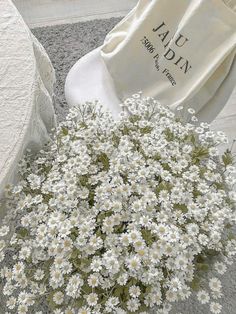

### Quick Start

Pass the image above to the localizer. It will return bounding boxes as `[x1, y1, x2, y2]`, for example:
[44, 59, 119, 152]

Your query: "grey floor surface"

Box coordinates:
[31, 19, 236, 314]
[32, 18, 121, 122]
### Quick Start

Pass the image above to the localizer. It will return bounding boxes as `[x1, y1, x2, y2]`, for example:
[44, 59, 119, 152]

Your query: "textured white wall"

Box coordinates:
[13, 0, 138, 28]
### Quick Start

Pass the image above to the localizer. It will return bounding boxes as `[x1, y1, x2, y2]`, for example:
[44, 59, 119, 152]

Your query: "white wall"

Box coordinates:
[13, 0, 137, 28]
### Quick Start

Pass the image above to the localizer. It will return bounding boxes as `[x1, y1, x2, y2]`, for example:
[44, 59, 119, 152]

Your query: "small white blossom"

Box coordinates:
[214, 262, 227, 275]
[209, 278, 222, 293]
[197, 290, 210, 304]
[129, 285, 141, 298]
[86, 293, 98, 306]
[0, 95, 234, 314]
[0, 226, 9, 237]
[53, 291, 64, 305]
[210, 302, 222, 314]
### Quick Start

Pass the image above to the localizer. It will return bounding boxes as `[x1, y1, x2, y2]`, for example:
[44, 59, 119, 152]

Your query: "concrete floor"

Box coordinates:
[13, 0, 138, 28]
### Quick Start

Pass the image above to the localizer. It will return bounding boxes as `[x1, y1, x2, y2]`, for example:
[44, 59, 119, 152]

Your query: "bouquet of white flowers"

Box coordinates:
[0, 94, 235, 314]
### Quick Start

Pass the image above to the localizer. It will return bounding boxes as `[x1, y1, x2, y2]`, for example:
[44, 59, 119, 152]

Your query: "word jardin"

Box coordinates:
[153, 21, 192, 74]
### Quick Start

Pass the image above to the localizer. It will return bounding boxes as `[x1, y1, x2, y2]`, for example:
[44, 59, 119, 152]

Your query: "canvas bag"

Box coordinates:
[101, 0, 236, 122]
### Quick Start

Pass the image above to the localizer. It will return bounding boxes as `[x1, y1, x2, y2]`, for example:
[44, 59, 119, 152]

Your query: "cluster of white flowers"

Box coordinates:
[0, 94, 235, 314]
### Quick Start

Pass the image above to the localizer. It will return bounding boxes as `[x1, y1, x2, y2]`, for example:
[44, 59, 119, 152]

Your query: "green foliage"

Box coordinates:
[47, 291, 59, 310]
[141, 229, 154, 245]
[61, 127, 69, 136]
[17, 227, 29, 238]
[153, 154, 161, 161]
[199, 166, 207, 177]
[164, 129, 174, 141]
[190, 134, 196, 145]
[122, 125, 130, 136]
[88, 190, 95, 206]
[196, 254, 205, 263]
[112, 134, 120, 147]
[71, 248, 80, 259]
[204, 249, 220, 257]
[74, 298, 85, 308]
[162, 163, 171, 171]
[43, 193, 53, 203]
[79, 175, 89, 186]
[213, 182, 226, 190]
[155, 182, 172, 194]
[192, 146, 209, 163]
[70, 227, 79, 241]
[175, 204, 188, 214]
[129, 115, 141, 124]
[196, 263, 209, 271]
[79, 122, 88, 129]
[139, 304, 149, 312]
[114, 286, 124, 297]
[140, 126, 153, 134]
[193, 189, 202, 198]
[82, 284, 92, 294]
[227, 232, 235, 240]
[190, 276, 200, 291]
[191, 251, 218, 291]
[222, 149, 234, 167]
[97, 153, 110, 171]
[42, 164, 53, 174]
[97, 211, 110, 223]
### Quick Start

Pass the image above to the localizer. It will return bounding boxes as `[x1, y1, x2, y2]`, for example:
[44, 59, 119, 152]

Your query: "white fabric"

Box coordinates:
[0, 0, 56, 200]
[101, 0, 236, 122]
[65, 47, 122, 117]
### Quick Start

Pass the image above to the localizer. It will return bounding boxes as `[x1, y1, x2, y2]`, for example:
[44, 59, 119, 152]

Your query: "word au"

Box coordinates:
[153, 21, 192, 74]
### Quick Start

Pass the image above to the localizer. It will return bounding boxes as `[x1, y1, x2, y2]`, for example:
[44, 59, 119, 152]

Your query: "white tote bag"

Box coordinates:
[101, 0, 236, 122]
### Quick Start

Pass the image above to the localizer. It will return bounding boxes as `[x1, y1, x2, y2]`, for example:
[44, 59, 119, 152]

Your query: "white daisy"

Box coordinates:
[197, 290, 210, 304]
[210, 302, 222, 314]
[53, 291, 64, 305]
